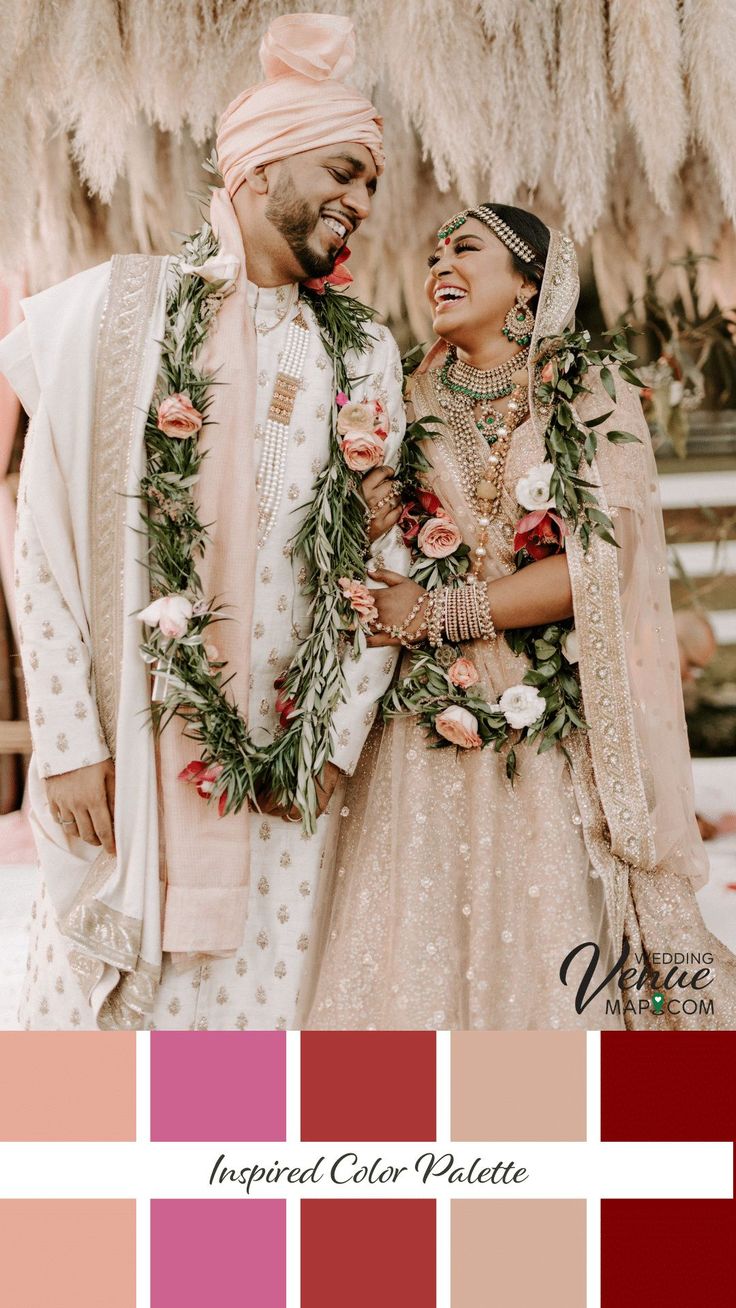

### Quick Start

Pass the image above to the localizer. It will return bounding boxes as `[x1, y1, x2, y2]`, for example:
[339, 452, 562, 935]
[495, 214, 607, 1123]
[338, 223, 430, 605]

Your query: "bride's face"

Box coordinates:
[424, 217, 532, 350]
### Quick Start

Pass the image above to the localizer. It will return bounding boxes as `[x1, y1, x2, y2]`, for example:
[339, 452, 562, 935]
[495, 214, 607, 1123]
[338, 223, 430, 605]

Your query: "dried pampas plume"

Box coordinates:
[0, 0, 735, 330]
[682, 0, 736, 223]
[610, 0, 686, 213]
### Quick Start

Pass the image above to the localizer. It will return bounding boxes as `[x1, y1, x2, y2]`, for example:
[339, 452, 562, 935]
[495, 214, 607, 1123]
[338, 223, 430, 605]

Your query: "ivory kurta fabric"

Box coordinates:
[11, 275, 408, 1031]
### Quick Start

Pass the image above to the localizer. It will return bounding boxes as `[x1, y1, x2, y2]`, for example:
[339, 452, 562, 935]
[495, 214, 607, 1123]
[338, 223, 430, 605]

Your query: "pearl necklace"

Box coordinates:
[256, 307, 310, 549]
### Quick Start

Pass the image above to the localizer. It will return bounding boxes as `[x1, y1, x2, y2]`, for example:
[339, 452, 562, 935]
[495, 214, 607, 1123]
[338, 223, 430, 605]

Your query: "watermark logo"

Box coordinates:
[559, 939, 715, 1019]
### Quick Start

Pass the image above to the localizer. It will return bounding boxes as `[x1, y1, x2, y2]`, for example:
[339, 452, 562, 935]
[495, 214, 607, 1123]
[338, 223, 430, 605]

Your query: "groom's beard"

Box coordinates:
[265, 172, 336, 279]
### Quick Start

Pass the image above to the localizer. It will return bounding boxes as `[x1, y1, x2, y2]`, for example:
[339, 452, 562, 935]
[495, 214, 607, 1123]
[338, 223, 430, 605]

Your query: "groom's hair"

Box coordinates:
[486, 204, 550, 307]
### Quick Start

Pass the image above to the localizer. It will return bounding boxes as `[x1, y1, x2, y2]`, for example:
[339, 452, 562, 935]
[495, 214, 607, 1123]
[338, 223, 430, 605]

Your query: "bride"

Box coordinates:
[300, 204, 736, 1031]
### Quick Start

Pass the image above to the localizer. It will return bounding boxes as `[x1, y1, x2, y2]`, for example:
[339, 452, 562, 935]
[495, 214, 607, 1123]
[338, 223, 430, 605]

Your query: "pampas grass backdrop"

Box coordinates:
[2, 0, 736, 340]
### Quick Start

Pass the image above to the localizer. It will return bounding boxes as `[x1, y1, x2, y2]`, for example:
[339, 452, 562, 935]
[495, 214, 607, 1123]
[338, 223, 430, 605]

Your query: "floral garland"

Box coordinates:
[382, 327, 642, 779]
[138, 222, 387, 833]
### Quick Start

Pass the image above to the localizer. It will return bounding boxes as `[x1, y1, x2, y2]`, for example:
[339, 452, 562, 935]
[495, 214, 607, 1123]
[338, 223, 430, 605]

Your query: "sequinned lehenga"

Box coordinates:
[300, 230, 736, 1031]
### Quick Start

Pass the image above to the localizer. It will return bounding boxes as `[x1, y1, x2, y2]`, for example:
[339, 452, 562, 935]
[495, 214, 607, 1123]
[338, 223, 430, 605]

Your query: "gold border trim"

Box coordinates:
[566, 475, 657, 872]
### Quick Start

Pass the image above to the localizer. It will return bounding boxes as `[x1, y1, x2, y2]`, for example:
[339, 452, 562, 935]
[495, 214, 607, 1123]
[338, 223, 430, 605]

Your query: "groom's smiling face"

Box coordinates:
[264, 142, 378, 279]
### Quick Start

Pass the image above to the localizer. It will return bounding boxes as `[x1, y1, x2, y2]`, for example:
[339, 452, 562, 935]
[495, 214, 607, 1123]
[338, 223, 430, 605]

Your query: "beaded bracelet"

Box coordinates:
[371, 590, 429, 647]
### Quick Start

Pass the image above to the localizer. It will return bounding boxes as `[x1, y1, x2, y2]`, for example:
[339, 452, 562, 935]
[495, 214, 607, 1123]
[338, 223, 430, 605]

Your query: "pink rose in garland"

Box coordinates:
[303, 247, 353, 295]
[435, 704, 482, 748]
[340, 433, 385, 471]
[338, 576, 378, 625]
[179, 760, 227, 815]
[418, 514, 463, 559]
[157, 392, 203, 438]
[336, 395, 388, 472]
[513, 509, 568, 560]
[447, 657, 479, 689]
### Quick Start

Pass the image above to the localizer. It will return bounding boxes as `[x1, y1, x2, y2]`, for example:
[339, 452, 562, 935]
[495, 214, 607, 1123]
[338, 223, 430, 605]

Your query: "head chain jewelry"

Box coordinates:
[437, 204, 536, 264]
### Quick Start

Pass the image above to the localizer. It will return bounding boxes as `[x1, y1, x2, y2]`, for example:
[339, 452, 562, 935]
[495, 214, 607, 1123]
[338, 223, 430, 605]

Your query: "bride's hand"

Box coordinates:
[361, 465, 402, 543]
[366, 568, 427, 646]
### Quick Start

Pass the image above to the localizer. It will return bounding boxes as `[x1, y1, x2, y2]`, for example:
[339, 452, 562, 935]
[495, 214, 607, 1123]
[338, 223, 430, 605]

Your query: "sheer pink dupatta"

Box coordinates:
[159, 189, 258, 961]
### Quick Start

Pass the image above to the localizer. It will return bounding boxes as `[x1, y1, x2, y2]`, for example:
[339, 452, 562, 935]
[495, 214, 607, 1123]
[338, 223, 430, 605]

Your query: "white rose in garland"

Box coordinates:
[515, 462, 555, 511]
[178, 253, 240, 287]
[563, 629, 580, 664]
[139, 594, 193, 640]
[499, 684, 546, 730]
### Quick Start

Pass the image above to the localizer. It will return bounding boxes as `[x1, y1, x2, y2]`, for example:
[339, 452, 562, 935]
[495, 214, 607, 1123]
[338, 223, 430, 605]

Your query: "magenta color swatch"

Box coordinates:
[150, 1032, 285, 1141]
[151, 1200, 285, 1308]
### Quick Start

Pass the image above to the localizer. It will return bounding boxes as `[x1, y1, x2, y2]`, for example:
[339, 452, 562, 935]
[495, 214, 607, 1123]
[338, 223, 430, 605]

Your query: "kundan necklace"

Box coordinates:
[436, 345, 530, 573]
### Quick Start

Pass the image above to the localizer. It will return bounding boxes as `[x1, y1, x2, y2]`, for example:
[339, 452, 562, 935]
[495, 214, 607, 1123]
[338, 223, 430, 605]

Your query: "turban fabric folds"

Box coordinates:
[216, 12, 384, 199]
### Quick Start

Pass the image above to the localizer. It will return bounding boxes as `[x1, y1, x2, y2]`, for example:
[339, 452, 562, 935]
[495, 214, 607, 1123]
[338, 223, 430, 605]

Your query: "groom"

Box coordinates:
[0, 12, 407, 1030]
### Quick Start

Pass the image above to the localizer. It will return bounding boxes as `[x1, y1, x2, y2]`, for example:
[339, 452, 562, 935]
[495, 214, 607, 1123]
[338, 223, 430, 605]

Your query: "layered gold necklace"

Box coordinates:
[437, 345, 529, 570]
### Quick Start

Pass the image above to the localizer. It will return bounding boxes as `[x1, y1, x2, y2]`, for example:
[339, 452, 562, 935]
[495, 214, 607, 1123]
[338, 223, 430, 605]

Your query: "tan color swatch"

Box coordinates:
[451, 1031, 586, 1141]
[0, 1201, 135, 1308]
[0, 1032, 136, 1140]
[452, 1199, 586, 1307]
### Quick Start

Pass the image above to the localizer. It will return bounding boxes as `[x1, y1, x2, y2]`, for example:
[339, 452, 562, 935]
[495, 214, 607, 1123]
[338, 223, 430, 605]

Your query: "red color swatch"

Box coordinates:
[601, 1032, 736, 1141]
[602, 1200, 735, 1307]
[301, 1200, 435, 1308]
[300, 1032, 436, 1141]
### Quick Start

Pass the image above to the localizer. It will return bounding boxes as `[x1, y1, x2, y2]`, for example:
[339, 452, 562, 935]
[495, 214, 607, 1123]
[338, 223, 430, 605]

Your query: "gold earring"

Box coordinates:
[503, 292, 535, 346]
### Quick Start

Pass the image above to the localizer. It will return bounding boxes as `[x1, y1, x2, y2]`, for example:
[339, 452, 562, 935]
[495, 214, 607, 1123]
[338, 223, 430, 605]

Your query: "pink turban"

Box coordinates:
[216, 12, 384, 198]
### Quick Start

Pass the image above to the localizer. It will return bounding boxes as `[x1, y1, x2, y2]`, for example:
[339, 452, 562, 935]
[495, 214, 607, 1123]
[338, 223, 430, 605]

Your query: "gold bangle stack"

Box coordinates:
[426, 586, 447, 647]
[444, 578, 497, 643]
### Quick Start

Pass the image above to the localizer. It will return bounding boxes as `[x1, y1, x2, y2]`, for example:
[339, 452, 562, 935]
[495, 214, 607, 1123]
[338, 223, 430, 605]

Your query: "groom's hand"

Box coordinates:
[46, 759, 116, 856]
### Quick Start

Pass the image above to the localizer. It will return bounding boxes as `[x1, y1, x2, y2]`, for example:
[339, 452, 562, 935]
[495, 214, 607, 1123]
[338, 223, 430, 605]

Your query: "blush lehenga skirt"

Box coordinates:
[299, 630, 625, 1032]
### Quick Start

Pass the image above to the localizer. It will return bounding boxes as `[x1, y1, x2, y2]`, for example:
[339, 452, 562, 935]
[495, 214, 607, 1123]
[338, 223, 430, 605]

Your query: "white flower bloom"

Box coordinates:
[563, 629, 580, 664]
[139, 594, 193, 639]
[515, 462, 555, 511]
[499, 683, 546, 730]
[669, 379, 684, 406]
[178, 254, 240, 288]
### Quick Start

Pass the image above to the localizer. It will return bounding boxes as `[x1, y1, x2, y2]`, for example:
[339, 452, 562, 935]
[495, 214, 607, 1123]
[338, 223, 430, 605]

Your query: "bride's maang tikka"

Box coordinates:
[437, 204, 536, 264]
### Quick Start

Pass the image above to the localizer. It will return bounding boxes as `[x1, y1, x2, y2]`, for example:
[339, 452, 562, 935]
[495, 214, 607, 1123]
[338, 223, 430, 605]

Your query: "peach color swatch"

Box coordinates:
[0, 1200, 135, 1308]
[452, 1199, 586, 1307]
[0, 1032, 136, 1140]
[451, 1031, 586, 1140]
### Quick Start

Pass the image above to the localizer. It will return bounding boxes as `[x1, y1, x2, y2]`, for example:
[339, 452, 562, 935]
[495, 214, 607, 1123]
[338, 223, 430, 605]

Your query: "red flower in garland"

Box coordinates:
[416, 488, 443, 516]
[302, 247, 353, 295]
[513, 509, 569, 560]
[274, 676, 298, 728]
[178, 760, 227, 814]
[398, 499, 422, 543]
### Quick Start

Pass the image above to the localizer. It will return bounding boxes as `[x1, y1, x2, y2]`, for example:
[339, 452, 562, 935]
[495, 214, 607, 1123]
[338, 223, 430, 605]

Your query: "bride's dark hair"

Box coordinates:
[482, 203, 550, 308]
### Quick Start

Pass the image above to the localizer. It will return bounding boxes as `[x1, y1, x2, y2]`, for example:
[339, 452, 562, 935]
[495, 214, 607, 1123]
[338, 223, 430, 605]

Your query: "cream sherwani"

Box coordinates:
[5, 264, 407, 1030]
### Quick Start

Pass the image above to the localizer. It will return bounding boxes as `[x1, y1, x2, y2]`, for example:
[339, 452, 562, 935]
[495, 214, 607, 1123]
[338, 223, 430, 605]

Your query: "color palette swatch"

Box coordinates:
[0, 1031, 136, 1140]
[151, 1199, 285, 1308]
[0, 1200, 135, 1308]
[150, 1031, 285, 1141]
[451, 1030, 586, 1140]
[452, 1199, 586, 1308]
[301, 1031, 436, 1140]
[302, 1199, 435, 1308]
[0, 1029, 733, 1306]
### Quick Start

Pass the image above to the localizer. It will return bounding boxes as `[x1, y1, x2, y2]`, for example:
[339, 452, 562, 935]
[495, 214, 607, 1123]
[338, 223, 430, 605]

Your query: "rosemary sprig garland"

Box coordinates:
[140, 224, 389, 834]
